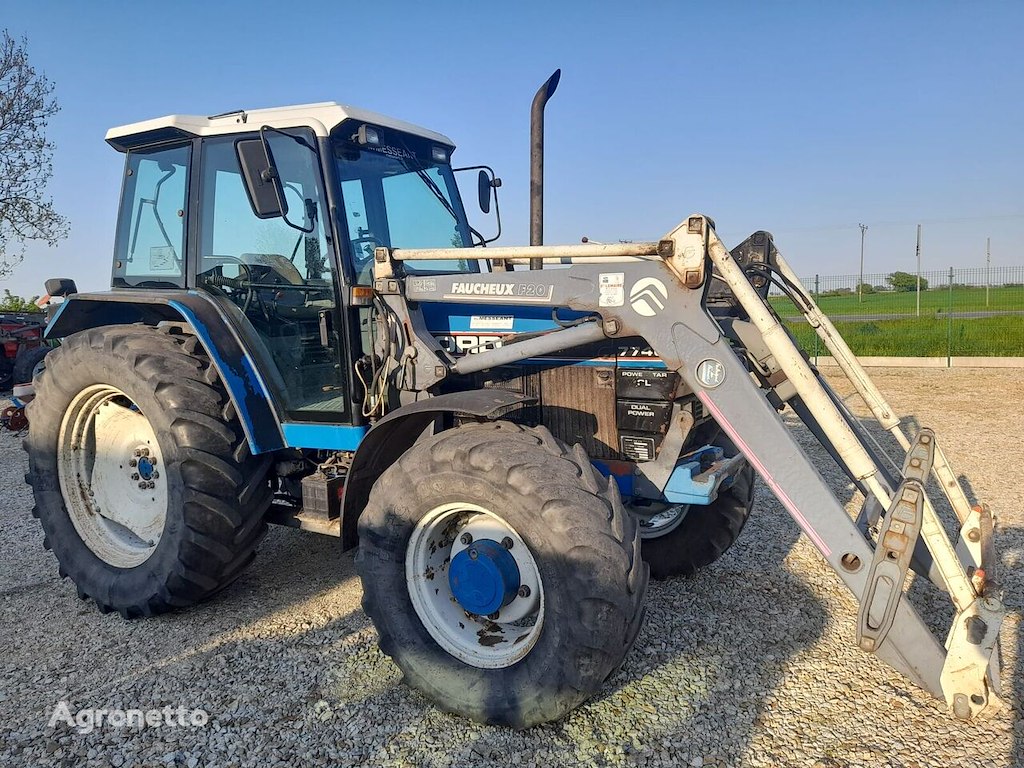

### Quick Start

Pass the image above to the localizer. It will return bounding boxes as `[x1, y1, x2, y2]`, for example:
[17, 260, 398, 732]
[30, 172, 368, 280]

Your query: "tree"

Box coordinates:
[0, 31, 68, 277]
[0, 288, 41, 312]
[887, 271, 928, 292]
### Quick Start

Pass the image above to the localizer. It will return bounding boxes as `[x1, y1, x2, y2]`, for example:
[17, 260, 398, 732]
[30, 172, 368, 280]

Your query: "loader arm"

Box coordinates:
[371, 214, 1004, 720]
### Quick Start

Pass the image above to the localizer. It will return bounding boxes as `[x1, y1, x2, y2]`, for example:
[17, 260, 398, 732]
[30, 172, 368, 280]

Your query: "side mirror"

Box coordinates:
[477, 169, 492, 214]
[44, 278, 77, 298]
[237, 138, 287, 219]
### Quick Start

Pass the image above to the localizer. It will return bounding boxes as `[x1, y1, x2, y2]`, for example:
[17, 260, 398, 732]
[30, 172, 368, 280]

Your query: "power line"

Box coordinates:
[718, 211, 1024, 239]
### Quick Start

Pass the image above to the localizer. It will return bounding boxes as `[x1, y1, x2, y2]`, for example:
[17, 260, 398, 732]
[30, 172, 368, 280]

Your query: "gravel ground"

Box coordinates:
[0, 368, 1020, 767]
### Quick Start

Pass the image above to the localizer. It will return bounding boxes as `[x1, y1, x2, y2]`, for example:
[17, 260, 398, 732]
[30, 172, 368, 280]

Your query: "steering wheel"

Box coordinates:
[351, 232, 384, 284]
[203, 255, 257, 314]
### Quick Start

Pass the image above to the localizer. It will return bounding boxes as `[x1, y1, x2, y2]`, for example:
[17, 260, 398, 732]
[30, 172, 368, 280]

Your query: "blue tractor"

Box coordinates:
[25, 74, 1003, 726]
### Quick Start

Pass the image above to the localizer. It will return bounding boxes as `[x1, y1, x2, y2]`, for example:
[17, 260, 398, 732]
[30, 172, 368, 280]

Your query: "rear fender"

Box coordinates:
[339, 390, 534, 550]
[45, 291, 285, 454]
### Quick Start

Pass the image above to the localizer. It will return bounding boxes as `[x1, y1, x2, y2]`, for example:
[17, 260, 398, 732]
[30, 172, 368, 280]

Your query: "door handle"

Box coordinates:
[318, 310, 332, 348]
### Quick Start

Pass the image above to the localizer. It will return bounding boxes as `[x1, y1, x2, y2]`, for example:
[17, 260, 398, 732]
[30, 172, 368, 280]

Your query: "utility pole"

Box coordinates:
[986, 237, 991, 307]
[916, 224, 922, 318]
[858, 223, 868, 302]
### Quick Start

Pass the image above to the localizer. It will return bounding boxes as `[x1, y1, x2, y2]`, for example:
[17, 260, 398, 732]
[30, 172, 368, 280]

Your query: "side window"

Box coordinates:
[112, 144, 190, 288]
[198, 137, 331, 285]
[197, 134, 351, 420]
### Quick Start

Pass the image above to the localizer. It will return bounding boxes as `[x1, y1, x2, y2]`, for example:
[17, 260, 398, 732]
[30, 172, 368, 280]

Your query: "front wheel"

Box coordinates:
[355, 421, 647, 728]
[633, 448, 755, 581]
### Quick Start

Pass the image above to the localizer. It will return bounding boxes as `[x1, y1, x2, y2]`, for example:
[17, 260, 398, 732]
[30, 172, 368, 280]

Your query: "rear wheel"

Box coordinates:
[356, 421, 647, 728]
[13, 345, 50, 385]
[25, 324, 272, 617]
[0, 356, 12, 390]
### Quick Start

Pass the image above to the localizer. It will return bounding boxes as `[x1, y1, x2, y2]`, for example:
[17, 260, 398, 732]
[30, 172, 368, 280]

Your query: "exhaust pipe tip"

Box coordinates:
[533, 69, 561, 107]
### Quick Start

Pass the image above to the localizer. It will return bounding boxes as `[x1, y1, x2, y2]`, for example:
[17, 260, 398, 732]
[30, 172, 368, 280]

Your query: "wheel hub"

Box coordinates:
[406, 503, 544, 668]
[448, 539, 521, 616]
[57, 385, 168, 568]
[136, 453, 156, 481]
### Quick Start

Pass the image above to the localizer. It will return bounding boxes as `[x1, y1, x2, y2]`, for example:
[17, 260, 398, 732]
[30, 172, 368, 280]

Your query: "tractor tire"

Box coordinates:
[13, 345, 50, 386]
[0, 356, 12, 390]
[634, 433, 756, 581]
[355, 421, 648, 728]
[25, 324, 272, 617]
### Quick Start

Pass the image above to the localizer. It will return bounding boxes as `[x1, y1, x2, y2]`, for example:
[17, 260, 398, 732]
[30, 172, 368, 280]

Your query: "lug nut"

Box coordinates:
[151, 471, 159, 479]
[140, 447, 150, 457]
[134, 449, 141, 457]
[487, 612, 500, 621]
[501, 537, 513, 550]
[138, 482, 147, 489]
[131, 473, 139, 481]
[518, 585, 531, 598]
[460, 532, 473, 545]
[129, 459, 137, 468]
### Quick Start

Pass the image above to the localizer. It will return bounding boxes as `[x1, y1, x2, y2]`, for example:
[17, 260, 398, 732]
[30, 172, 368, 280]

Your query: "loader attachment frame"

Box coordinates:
[371, 214, 1004, 720]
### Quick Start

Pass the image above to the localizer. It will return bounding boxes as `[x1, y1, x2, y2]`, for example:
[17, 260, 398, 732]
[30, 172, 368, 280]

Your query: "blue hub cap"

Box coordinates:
[448, 539, 521, 616]
[137, 457, 155, 481]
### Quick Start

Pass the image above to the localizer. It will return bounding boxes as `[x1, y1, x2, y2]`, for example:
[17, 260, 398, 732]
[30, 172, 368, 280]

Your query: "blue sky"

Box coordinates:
[3, 0, 1022, 297]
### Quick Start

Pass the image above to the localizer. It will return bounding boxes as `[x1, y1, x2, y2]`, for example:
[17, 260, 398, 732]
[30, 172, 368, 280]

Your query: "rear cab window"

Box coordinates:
[112, 143, 190, 288]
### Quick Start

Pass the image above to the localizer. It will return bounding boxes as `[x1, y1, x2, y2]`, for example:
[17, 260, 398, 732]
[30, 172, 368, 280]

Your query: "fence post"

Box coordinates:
[813, 274, 820, 363]
[947, 267, 954, 367]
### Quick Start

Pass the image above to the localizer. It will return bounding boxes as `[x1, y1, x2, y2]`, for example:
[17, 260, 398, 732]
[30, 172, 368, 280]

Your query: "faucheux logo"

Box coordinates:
[629, 277, 668, 316]
[451, 283, 516, 296]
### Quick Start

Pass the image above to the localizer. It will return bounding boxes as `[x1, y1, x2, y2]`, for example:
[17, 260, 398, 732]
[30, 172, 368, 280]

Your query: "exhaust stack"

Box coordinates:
[530, 69, 561, 269]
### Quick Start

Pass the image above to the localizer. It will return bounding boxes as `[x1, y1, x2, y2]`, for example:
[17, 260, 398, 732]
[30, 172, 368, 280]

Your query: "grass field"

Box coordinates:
[769, 284, 1024, 356]
[770, 285, 1024, 317]
[785, 315, 1024, 356]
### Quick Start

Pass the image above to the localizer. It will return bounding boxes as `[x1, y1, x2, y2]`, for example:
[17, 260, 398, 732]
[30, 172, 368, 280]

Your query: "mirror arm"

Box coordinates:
[453, 164, 503, 246]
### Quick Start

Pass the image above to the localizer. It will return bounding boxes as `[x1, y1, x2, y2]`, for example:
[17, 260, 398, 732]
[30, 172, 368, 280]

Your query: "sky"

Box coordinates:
[2, 0, 1023, 298]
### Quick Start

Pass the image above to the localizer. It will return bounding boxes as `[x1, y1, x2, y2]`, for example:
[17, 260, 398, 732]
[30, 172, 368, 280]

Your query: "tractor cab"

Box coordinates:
[103, 103, 491, 430]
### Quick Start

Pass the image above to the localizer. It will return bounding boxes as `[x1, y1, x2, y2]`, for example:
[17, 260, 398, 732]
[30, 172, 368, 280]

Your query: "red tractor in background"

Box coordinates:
[0, 311, 50, 391]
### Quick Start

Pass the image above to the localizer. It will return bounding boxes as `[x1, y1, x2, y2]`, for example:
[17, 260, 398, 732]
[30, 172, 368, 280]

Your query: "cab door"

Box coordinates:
[194, 132, 354, 425]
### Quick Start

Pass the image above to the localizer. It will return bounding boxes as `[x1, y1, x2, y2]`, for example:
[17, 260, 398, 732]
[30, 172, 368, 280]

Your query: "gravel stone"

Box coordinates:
[0, 368, 1020, 767]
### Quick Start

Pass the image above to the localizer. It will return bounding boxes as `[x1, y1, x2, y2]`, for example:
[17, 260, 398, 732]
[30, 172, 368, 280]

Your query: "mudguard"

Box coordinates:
[339, 389, 535, 550]
[45, 290, 286, 454]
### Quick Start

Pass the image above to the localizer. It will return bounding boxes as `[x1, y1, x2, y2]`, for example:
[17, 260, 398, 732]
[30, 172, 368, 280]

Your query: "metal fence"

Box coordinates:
[772, 266, 1024, 358]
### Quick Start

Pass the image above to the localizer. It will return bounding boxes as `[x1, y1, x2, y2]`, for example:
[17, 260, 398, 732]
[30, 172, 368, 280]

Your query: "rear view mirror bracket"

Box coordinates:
[454, 165, 502, 245]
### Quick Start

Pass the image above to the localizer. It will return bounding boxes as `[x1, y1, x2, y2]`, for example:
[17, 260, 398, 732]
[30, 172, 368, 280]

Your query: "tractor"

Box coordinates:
[25, 72, 1002, 727]
[0, 310, 50, 390]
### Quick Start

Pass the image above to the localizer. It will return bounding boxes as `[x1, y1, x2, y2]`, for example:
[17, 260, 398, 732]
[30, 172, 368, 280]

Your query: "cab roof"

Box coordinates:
[104, 101, 455, 152]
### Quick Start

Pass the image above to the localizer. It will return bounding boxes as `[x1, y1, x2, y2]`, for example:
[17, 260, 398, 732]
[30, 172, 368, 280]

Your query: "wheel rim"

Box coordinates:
[57, 385, 168, 568]
[637, 503, 689, 540]
[406, 503, 544, 669]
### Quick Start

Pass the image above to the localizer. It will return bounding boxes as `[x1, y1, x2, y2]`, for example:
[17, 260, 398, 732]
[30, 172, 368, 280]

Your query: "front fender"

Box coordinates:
[339, 389, 535, 550]
[46, 290, 285, 454]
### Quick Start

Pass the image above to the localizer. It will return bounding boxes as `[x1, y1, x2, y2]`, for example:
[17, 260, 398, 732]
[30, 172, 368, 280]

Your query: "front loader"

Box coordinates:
[25, 72, 1002, 727]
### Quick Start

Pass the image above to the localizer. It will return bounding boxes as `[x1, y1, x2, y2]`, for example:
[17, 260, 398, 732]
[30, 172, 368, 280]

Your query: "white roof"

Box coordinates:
[105, 101, 455, 150]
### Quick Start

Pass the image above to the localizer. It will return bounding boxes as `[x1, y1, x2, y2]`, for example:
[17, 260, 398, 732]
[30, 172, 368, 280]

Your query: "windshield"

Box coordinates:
[333, 123, 477, 283]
